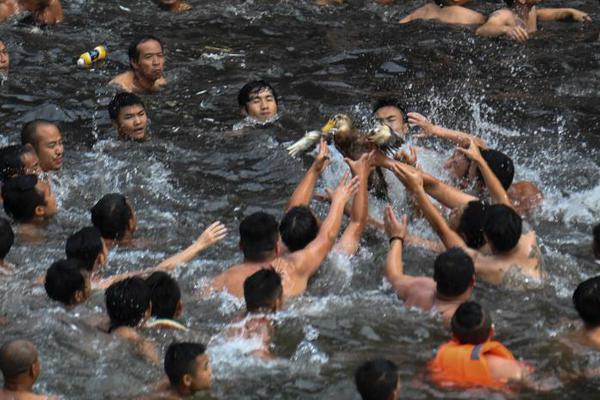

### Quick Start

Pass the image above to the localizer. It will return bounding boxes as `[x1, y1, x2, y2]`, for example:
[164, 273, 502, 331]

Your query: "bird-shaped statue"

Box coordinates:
[287, 114, 401, 199]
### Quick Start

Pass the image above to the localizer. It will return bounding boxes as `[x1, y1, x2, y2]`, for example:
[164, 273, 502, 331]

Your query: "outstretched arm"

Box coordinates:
[391, 163, 466, 250]
[537, 8, 591, 22]
[290, 173, 360, 280]
[335, 153, 372, 255]
[476, 10, 529, 42]
[287, 138, 330, 210]
[409, 112, 486, 149]
[422, 171, 479, 209]
[383, 206, 413, 298]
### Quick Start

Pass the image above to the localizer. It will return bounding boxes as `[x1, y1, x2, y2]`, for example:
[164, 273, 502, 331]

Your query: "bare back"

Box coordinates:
[0, 390, 57, 400]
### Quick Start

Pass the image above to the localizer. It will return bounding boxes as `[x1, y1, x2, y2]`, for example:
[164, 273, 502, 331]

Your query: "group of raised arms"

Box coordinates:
[1, 1, 599, 400]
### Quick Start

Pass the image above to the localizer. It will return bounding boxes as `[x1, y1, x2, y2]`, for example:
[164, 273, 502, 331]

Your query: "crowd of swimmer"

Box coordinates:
[0, 1, 600, 400]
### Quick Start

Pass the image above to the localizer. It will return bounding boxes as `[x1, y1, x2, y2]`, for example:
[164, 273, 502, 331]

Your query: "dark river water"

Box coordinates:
[1, 0, 600, 399]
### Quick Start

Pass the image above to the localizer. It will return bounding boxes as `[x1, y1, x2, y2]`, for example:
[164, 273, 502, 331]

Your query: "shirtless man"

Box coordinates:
[158, 0, 191, 13]
[400, 0, 485, 26]
[0, 39, 8, 73]
[570, 276, 600, 350]
[388, 142, 542, 286]
[109, 36, 166, 94]
[476, 0, 591, 42]
[108, 93, 149, 141]
[383, 206, 474, 325]
[237, 80, 278, 123]
[209, 172, 359, 298]
[21, 120, 64, 172]
[0, 339, 57, 400]
[0, 0, 63, 24]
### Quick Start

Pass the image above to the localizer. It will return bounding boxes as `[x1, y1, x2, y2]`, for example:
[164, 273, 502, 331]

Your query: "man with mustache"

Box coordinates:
[110, 36, 167, 94]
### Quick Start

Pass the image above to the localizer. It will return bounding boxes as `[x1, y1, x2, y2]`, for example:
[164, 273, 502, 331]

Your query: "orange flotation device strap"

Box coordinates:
[428, 339, 515, 389]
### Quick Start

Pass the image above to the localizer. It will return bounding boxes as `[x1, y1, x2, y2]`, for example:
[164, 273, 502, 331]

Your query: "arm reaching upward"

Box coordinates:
[383, 206, 411, 298]
[335, 152, 372, 255]
[422, 171, 479, 209]
[409, 112, 486, 149]
[286, 138, 330, 210]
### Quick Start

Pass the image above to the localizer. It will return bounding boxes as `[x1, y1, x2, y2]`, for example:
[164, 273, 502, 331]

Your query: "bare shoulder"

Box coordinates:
[113, 326, 140, 341]
[487, 354, 528, 382]
[109, 71, 134, 91]
[489, 8, 516, 23]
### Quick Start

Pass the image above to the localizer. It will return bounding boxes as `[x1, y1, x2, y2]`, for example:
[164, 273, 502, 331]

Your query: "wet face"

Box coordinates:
[36, 179, 57, 218]
[132, 40, 165, 82]
[243, 88, 278, 122]
[375, 106, 407, 136]
[0, 41, 9, 71]
[20, 151, 42, 176]
[190, 354, 212, 391]
[34, 124, 64, 171]
[116, 104, 148, 141]
[444, 149, 470, 179]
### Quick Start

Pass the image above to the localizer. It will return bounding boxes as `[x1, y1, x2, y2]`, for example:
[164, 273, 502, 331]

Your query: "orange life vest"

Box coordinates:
[428, 339, 515, 389]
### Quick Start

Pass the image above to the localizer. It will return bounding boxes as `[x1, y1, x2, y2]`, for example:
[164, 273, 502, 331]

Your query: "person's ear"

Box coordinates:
[30, 359, 40, 379]
[240, 106, 248, 117]
[182, 373, 193, 388]
[34, 205, 45, 218]
[73, 290, 84, 305]
[127, 217, 136, 234]
[275, 239, 282, 256]
[470, 275, 476, 287]
[175, 300, 183, 318]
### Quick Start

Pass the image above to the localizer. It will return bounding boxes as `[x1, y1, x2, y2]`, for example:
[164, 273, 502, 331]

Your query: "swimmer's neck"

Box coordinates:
[171, 383, 194, 397]
[3, 380, 34, 392]
[242, 255, 277, 265]
[132, 71, 159, 92]
[512, 2, 533, 21]
[583, 326, 600, 345]
[434, 288, 471, 304]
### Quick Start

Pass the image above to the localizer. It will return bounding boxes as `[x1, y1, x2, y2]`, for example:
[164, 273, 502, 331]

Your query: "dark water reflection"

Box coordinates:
[1, 0, 600, 398]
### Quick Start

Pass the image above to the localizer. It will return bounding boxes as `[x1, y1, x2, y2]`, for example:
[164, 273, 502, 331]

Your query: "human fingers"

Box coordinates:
[347, 176, 360, 195]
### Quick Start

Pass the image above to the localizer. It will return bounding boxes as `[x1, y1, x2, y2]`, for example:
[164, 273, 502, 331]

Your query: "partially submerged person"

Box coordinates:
[400, 0, 485, 26]
[569, 276, 600, 350]
[2, 175, 57, 223]
[158, 0, 191, 13]
[65, 226, 107, 279]
[373, 98, 409, 141]
[0, 39, 8, 73]
[0, 339, 57, 400]
[383, 205, 475, 325]
[144, 271, 187, 331]
[355, 359, 400, 400]
[44, 259, 91, 307]
[0, 0, 63, 25]
[109, 36, 166, 93]
[237, 80, 278, 123]
[429, 301, 530, 388]
[476, 0, 591, 43]
[104, 277, 159, 364]
[108, 93, 149, 141]
[209, 172, 359, 298]
[0, 217, 14, 275]
[21, 120, 64, 172]
[90, 193, 136, 248]
[0, 144, 42, 180]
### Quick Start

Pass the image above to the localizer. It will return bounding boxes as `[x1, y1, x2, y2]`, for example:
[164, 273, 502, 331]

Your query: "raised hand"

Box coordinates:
[196, 221, 228, 248]
[408, 112, 434, 137]
[391, 162, 424, 192]
[394, 145, 417, 167]
[345, 152, 374, 176]
[313, 138, 331, 173]
[331, 172, 360, 204]
[456, 139, 483, 163]
[384, 205, 408, 239]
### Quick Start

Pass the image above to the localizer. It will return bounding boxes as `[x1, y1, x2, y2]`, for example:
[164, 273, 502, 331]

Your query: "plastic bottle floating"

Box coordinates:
[77, 46, 107, 68]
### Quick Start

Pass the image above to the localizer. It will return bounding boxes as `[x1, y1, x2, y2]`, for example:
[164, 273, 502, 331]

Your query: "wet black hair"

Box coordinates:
[573, 276, 600, 328]
[483, 204, 522, 253]
[108, 92, 146, 121]
[21, 119, 56, 150]
[244, 268, 282, 313]
[0, 144, 36, 182]
[434, 247, 475, 297]
[372, 97, 407, 122]
[505, 0, 515, 7]
[239, 212, 279, 262]
[457, 200, 488, 249]
[65, 227, 104, 272]
[128, 35, 163, 68]
[44, 259, 87, 305]
[0, 217, 14, 260]
[279, 206, 319, 252]
[1, 175, 45, 222]
[478, 149, 514, 190]
[354, 359, 399, 400]
[237, 80, 278, 108]
[105, 277, 151, 330]
[593, 224, 600, 258]
[145, 271, 181, 319]
[451, 301, 492, 345]
[164, 342, 207, 386]
[90, 193, 133, 240]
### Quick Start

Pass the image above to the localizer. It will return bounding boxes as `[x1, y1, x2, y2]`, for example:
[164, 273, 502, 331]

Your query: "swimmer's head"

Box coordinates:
[434, 247, 475, 298]
[450, 200, 488, 250]
[244, 268, 283, 313]
[237, 80, 278, 122]
[90, 193, 136, 242]
[239, 212, 280, 262]
[105, 277, 152, 329]
[108, 93, 148, 141]
[44, 259, 91, 306]
[592, 224, 600, 260]
[65, 226, 107, 272]
[280, 206, 319, 252]
[477, 149, 514, 190]
[21, 119, 64, 172]
[145, 271, 182, 320]
[0, 39, 9, 71]
[0, 144, 40, 182]
[164, 342, 211, 393]
[573, 276, 600, 328]
[444, 149, 474, 181]
[373, 97, 408, 138]
[451, 301, 493, 345]
[2, 175, 57, 222]
[483, 205, 522, 253]
[355, 359, 400, 400]
[0, 339, 40, 385]
[128, 35, 165, 81]
[0, 217, 14, 261]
